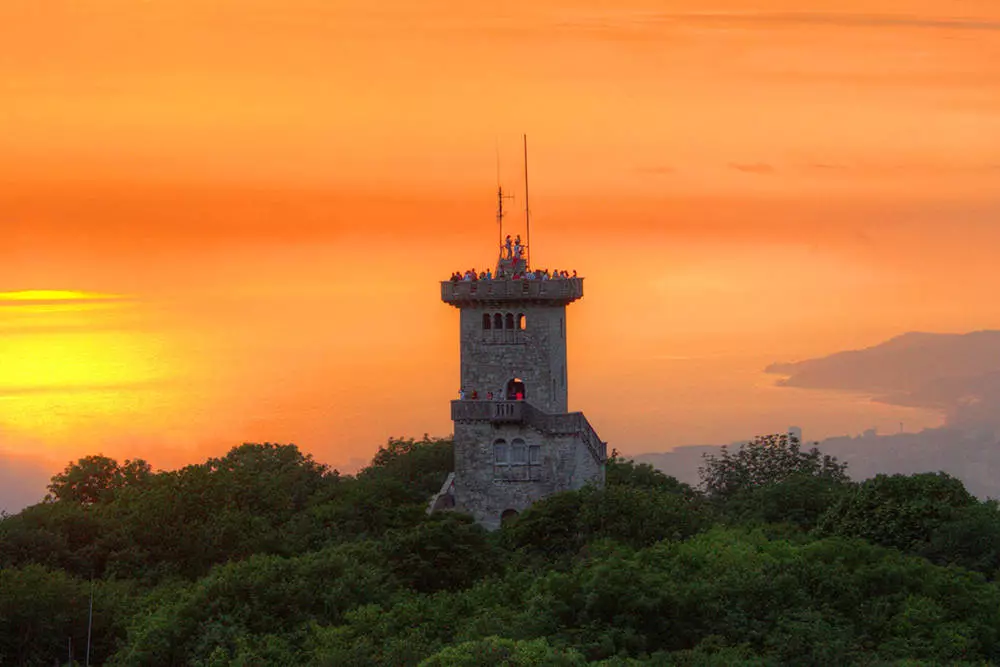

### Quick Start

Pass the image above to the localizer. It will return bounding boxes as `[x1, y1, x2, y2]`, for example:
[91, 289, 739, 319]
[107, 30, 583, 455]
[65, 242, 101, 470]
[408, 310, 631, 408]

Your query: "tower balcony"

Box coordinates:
[441, 277, 583, 307]
[452, 399, 525, 423]
[451, 399, 607, 464]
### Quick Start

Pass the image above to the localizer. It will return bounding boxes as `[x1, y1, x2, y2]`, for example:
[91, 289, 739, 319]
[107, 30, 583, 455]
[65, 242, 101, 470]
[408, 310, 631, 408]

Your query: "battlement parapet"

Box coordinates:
[441, 278, 583, 307]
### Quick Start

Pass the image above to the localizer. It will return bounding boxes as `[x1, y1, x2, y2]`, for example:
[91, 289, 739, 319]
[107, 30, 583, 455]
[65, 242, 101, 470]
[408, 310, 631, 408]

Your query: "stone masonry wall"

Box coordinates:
[453, 418, 604, 530]
[459, 305, 568, 414]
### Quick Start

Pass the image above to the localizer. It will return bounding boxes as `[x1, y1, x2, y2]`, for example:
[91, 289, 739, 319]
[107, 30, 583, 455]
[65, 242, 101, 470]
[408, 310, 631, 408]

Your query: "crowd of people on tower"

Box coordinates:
[449, 268, 577, 282]
[458, 388, 524, 401]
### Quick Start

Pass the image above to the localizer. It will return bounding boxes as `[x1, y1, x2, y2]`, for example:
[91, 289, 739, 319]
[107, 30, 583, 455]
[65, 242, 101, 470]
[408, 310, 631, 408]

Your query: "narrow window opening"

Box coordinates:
[511, 438, 527, 464]
[505, 313, 514, 329]
[517, 313, 525, 330]
[493, 439, 508, 465]
[493, 313, 503, 329]
[528, 445, 541, 465]
[506, 378, 525, 400]
[482, 313, 491, 330]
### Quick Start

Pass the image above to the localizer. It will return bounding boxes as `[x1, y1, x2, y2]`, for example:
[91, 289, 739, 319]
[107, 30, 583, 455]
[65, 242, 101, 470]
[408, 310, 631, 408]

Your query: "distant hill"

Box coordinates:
[636, 425, 1000, 499]
[766, 330, 1000, 428]
[638, 330, 1000, 497]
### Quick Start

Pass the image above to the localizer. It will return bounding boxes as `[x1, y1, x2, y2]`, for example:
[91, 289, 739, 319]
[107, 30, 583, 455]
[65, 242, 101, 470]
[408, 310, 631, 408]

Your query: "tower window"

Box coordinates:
[493, 313, 503, 329]
[511, 438, 527, 464]
[517, 313, 525, 330]
[506, 378, 525, 400]
[505, 313, 514, 329]
[482, 313, 491, 330]
[493, 439, 508, 464]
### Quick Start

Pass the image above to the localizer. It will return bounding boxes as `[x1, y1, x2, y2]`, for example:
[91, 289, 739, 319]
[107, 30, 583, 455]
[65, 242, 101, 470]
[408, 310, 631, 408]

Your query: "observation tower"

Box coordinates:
[430, 137, 607, 529]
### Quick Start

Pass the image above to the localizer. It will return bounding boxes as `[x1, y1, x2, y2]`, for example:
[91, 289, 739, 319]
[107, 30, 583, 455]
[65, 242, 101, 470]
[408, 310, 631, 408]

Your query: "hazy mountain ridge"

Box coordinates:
[766, 329, 1000, 427]
[636, 425, 1000, 499]
[641, 330, 1000, 497]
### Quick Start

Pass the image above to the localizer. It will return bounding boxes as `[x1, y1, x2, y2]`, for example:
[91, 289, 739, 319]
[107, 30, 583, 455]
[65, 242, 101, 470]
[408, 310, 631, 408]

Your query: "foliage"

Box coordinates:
[9, 434, 1000, 666]
[722, 473, 853, 531]
[381, 513, 499, 593]
[418, 636, 587, 666]
[816, 472, 977, 553]
[47, 455, 153, 504]
[699, 433, 849, 500]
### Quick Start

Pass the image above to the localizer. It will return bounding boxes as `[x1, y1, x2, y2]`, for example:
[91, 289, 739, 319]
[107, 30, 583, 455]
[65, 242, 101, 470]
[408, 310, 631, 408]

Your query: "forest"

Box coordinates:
[4, 433, 1000, 666]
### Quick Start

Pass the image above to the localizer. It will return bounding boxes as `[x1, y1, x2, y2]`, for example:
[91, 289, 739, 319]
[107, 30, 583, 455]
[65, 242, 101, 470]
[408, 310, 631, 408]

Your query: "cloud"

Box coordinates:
[664, 12, 1000, 32]
[729, 162, 775, 174]
[548, 10, 1000, 44]
[0, 380, 169, 399]
[0, 290, 128, 306]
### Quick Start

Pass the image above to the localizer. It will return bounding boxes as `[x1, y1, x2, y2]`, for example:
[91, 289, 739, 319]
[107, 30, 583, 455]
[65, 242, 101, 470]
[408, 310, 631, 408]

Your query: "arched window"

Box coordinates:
[505, 313, 514, 329]
[511, 438, 527, 464]
[517, 313, 525, 330]
[506, 378, 525, 400]
[493, 313, 503, 329]
[493, 439, 508, 464]
[482, 313, 491, 330]
[528, 444, 541, 464]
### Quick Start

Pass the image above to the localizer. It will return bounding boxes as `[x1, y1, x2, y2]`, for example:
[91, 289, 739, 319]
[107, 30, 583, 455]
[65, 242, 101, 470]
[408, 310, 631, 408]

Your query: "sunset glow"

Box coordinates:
[4, 0, 1000, 507]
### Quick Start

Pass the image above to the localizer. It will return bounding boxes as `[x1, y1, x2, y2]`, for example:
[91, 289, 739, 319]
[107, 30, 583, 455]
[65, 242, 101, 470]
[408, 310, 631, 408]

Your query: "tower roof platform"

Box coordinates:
[441, 277, 583, 308]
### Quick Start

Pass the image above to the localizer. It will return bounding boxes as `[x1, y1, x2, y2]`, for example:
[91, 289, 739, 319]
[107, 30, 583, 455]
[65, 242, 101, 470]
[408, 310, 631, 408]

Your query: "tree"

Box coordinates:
[47, 455, 152, 504]
[419, 637, 586, 666]
[816, 472, 978, 554]
[360, 436, 454, 498]
[699, 434, 848, 500]
[607, 456, 700, 499]
[381, 514, 498, 593]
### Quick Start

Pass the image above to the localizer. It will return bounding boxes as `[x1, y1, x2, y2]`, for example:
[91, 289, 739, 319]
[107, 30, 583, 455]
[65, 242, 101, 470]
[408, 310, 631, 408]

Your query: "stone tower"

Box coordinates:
[432, 251, 607, 530]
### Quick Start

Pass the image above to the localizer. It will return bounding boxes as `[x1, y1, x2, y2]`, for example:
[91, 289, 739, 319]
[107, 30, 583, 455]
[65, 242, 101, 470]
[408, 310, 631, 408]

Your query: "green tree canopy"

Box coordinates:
[699, 433, 848, 499]
[47, 455, 152, 504]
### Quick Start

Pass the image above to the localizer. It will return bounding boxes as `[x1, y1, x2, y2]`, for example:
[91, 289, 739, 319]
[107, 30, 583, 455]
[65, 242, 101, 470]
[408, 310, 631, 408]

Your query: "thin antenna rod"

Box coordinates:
[86, 577, 94, 666]
[497, 185, 504, 254]
[523, 134, 530, 269]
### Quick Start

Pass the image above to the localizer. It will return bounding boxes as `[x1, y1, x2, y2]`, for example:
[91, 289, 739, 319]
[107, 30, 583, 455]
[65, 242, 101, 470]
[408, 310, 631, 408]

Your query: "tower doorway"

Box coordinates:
[501, 509, 519, 525]
[506, 378, 525, 400]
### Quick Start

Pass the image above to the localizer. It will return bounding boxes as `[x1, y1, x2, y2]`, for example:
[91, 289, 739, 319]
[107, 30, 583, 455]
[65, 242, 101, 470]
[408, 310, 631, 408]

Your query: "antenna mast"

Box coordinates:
[496, 140, 502, 254]
[496, 145, 513, 265]
[523, 134, 531, 269]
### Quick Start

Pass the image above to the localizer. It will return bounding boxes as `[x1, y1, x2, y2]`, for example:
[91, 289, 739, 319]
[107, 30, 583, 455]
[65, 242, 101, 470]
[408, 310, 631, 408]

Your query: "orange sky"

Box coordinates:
[3, 0, 1000, 494]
